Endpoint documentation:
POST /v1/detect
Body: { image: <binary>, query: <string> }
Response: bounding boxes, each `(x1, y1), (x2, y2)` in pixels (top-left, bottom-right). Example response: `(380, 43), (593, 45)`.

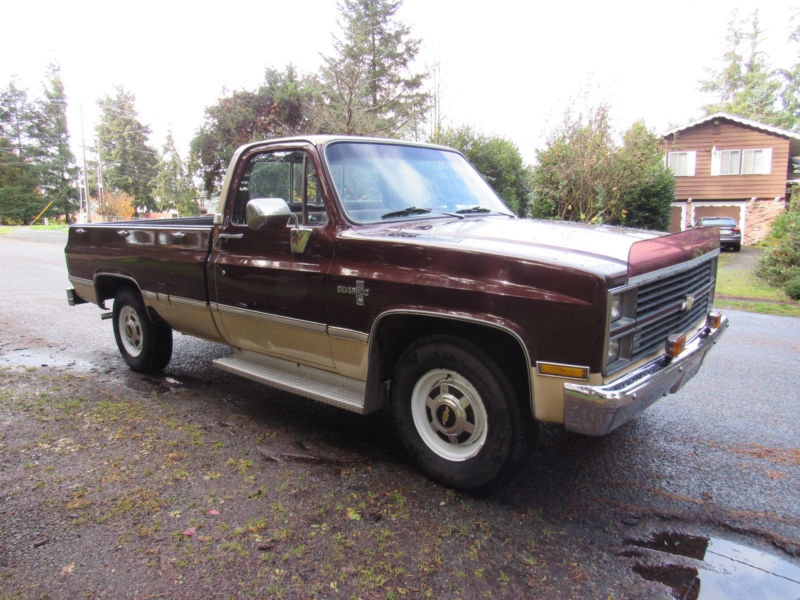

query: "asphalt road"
(2, 229), (799, 598)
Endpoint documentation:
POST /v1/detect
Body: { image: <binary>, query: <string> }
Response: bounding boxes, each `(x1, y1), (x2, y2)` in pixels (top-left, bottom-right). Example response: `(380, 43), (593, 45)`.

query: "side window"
(232, 150), (328, 226)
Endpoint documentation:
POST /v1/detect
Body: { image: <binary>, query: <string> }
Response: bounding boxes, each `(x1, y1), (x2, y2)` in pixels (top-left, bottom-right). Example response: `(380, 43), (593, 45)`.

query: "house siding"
(663, 116), (793, 244)
(663, 120), (790, 200)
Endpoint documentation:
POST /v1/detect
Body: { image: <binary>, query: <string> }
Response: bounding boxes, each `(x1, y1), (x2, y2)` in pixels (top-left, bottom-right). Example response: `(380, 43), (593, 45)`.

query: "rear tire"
(112, 288), (172, 373)
(391, 335), (531, 490)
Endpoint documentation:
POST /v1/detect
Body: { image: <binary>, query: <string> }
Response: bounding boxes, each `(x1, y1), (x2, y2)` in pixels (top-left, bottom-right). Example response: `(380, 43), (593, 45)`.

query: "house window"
(711, 148), (742, 176)
(720, 150), (740, 175)
(667, 151), (696, 176)
(742, 148), (772, 175)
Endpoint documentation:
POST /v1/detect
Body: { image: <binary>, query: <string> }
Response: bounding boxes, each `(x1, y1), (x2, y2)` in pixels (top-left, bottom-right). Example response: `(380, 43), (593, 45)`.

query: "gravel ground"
(1, 230), (799, 599)
(0, 367), (651, 599)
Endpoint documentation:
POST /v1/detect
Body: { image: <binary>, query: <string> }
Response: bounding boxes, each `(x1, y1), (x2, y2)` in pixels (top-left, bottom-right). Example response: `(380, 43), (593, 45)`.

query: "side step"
(213, 350), (367, 414)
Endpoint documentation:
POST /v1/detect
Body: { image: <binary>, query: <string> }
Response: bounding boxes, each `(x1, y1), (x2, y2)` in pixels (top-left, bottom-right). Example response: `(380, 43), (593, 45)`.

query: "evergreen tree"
(154, 131), (198, 215)
(29, 64), (77, 221)
(0, 81), (30, 154)
(0, 135), (39, 223)
(312, 0), (430, 137)
(700, 11), (790, 127)
(779, 11), (800, 130)
(96, 87), (159, 210)
(0, 81), (41, 223)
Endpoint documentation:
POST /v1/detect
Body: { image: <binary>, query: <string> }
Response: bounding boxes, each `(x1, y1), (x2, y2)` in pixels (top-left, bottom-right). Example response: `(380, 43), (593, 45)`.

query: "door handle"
(117, 230), (129, 237)
(172, 231), (186, 240)
(218, 233), (244, 240)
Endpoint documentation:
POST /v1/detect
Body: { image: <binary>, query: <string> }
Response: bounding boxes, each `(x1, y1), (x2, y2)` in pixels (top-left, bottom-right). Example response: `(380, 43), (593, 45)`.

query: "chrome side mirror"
(245, 197), (313, 254)
(246, 197), (292, 230)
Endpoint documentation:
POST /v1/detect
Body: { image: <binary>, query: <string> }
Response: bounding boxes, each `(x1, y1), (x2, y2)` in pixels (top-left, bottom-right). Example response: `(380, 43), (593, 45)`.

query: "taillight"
(731, 227), (740, 233)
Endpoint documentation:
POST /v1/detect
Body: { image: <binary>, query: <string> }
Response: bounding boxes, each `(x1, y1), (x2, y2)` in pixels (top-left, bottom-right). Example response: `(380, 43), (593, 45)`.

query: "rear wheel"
(112, 288), (172, 373)
(391, 335), (531, 490)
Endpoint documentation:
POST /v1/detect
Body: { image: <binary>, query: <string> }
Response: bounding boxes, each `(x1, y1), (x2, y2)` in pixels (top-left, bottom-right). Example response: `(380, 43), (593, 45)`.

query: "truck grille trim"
(631, 260), (714, 362)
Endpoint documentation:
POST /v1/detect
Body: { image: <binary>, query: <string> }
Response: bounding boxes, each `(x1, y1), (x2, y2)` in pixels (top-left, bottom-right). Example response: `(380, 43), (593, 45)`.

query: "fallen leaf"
(61, 562), (75, 576)
(181, 527), (196, 537)
(207, 509), (220, 516)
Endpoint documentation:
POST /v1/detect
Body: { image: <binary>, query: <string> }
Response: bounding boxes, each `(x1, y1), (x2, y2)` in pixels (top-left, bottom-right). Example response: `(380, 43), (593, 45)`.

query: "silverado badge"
(337, 280), (370, 306)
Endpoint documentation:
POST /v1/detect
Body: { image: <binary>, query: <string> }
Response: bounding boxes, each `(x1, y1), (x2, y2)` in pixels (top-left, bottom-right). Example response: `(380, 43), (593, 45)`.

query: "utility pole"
(96, 138), (104, 220)
(81, 105), (91, 223)
(76, 167), (84, 218)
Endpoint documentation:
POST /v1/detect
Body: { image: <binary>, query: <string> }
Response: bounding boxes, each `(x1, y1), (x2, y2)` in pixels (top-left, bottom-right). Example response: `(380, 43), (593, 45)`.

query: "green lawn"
(715, 250), (800, 317)
(0, 224), (68, 234)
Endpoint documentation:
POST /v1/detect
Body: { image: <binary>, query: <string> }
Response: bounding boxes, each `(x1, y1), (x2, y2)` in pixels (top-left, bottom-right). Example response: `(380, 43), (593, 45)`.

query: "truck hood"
(346, 217), (720, 282)
(347, 217), (657, 280)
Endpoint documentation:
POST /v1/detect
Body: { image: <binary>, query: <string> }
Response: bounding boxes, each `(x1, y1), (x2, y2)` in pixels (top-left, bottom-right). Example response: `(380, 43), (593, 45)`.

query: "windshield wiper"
(381, 207), (467, 220)
(456, 206), (491, 214)
(456, 206), (514, 216)
(381, 206), (433, 219)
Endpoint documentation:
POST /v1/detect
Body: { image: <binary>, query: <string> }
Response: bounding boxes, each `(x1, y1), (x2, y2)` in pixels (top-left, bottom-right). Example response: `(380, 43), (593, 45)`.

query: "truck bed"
(65, 216), (216, 308)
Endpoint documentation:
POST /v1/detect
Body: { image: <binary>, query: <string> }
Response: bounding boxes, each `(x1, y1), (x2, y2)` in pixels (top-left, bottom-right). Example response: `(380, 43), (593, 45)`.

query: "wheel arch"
(94, 273), (161, 324)
(365, 309), (534, 417)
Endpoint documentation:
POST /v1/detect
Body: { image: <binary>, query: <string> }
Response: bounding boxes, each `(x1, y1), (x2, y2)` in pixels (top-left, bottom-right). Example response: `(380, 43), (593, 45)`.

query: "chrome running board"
(213, 350), (367, 414)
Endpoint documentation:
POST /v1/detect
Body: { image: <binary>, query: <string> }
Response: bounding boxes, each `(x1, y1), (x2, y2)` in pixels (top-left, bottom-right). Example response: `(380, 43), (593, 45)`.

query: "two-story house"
(662, 112), (800, 244)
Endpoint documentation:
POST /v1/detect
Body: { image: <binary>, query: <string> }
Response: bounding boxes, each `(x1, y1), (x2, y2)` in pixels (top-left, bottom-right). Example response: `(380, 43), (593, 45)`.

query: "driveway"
(1, 233), (798, 599)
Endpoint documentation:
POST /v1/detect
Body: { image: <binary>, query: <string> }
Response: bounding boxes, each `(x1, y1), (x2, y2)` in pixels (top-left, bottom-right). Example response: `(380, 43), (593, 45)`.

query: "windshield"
(324, 141), (514, 223)
(700, 218), (736, 226)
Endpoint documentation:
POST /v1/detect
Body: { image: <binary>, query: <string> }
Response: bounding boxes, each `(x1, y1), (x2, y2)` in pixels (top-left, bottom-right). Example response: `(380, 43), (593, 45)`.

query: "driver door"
(209, 145), (335, 369)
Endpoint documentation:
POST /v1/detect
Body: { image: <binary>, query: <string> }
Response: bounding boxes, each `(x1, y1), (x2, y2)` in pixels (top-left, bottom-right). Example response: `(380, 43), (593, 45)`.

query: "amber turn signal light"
(666, 333), (687, 358)
(537, 362), (589, 380)
(707, 311), (723, 329)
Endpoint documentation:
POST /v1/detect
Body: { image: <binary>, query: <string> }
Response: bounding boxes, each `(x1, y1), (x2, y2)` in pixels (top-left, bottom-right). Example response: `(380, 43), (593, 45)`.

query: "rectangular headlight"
(607, 337), (621, 364)
(610, 294), (623, 322)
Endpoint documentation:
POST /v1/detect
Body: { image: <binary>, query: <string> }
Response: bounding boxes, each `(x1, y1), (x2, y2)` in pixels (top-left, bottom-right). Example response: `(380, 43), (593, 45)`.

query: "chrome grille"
(631, 260), (714, 360)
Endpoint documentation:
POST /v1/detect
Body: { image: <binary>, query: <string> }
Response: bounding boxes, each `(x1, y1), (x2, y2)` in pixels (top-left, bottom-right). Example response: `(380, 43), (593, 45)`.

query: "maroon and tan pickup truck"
(65, 136), (728, 489)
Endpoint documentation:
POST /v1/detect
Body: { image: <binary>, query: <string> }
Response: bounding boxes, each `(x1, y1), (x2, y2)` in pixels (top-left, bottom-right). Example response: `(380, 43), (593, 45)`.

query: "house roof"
(663, 112), (800, 142)
(663, 112), (800, 156)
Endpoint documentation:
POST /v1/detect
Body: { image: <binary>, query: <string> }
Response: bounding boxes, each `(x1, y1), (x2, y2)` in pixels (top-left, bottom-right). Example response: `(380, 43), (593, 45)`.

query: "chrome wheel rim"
(118, 305), (144, 357)
(410, 369), (488, 461)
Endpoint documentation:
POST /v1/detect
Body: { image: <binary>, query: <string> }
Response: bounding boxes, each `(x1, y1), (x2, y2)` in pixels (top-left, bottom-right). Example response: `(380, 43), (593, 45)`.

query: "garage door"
(692, 204), (742, 227)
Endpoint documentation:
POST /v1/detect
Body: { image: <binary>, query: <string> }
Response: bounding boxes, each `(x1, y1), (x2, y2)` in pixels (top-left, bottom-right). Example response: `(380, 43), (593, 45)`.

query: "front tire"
(112, 288), (172, 373)
(391, 335), (530, 490)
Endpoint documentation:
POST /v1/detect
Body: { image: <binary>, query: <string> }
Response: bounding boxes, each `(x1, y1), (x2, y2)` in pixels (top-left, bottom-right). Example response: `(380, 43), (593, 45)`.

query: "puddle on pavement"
(0, 349), (93, 372)
(628, 531), (800, 600)
(140, 376), (185, 393)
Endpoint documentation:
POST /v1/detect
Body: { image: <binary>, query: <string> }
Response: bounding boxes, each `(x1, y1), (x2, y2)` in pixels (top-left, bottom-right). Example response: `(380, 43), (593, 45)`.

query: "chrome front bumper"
(563, 313), (729, 436)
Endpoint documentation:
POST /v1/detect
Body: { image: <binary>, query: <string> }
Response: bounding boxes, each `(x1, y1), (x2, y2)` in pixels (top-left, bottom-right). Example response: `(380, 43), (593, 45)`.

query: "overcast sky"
(2, 0), (798, 164)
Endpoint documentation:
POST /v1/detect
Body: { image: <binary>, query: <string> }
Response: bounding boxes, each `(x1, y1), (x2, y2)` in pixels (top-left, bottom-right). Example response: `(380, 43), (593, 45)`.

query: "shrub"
(755, 200), (800, 287)
(786, 277), (800, 300)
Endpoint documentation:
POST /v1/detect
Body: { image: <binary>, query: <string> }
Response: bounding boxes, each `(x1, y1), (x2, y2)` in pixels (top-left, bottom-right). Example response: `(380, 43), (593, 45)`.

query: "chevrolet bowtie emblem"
(681, 294), (695, 312)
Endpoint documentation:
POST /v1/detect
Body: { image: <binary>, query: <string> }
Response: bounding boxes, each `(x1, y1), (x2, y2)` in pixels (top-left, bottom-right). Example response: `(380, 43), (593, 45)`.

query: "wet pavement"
(628, 531), (800, 599)
(2, 232), (799, 598)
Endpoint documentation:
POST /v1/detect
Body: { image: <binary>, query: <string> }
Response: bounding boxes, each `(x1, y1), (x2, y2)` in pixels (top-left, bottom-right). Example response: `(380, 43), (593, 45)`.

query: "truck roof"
(233, 135), (454, 155)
